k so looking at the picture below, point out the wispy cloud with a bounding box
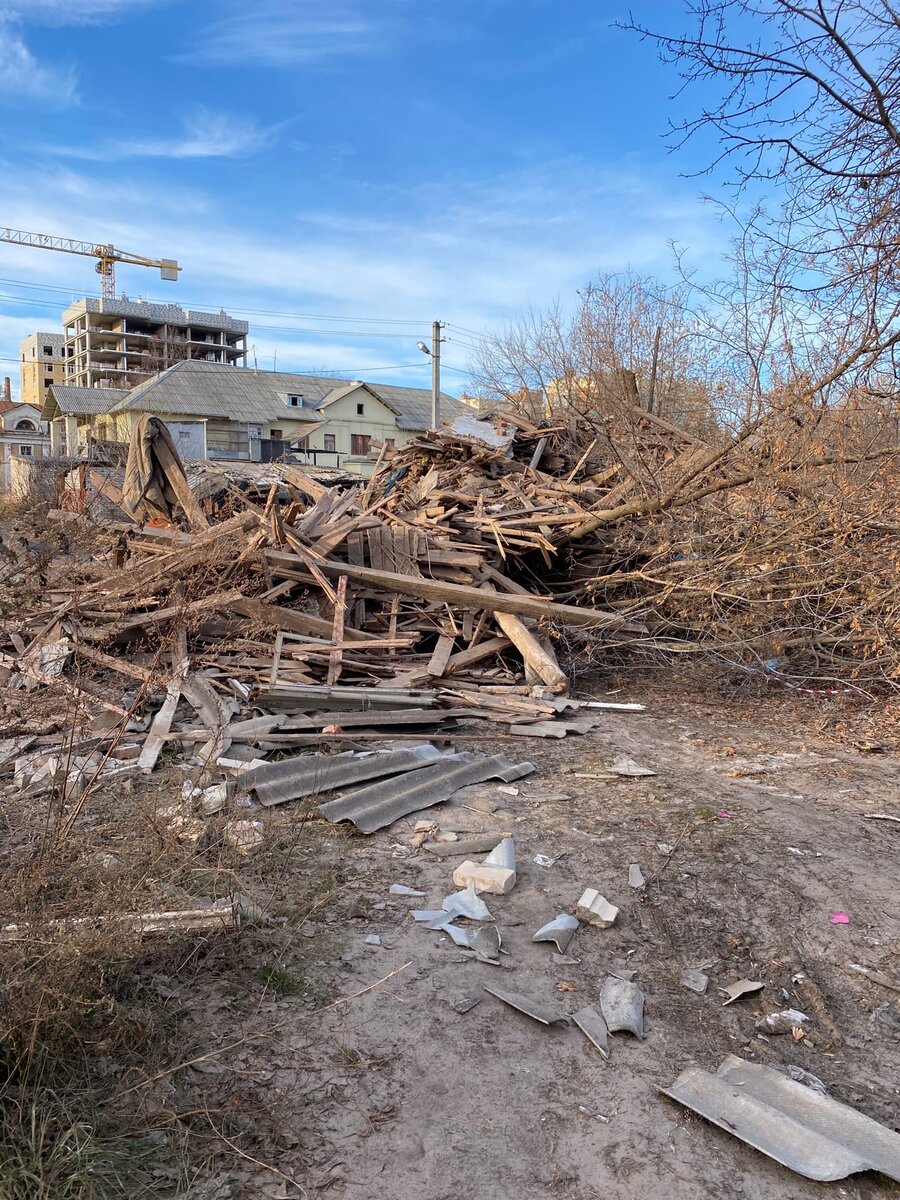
[5,1,167,25]
[0,18,78,105]
[174,0,398,67]
[45,107,285,162]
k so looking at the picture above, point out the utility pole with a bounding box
[431,319,442,430]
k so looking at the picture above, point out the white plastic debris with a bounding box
[389,884,426,897]
[533,854,556,868]
[364,934,382,946]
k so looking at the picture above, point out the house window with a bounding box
[43,345,52,356]
[270,428,283,440]
[15,420,36,431]
[18,445,33,457]
[287,394,303,407]
[324,433,336,453]
[356,402,366,415]
[294,436,309,451]
[351,433,371,456]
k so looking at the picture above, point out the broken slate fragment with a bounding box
[610,756,657,777]
[575,888,618,928]
[573,1005,610,1060]
[681,968,710,995]
[483,984,569,1026]
[472,923,502,963]
[441,884,493,921]
[451,996,482,1015]
[600,976,646,1039]
[533,914,579,954]
[628,863,646,889]
[721,978,765,1006]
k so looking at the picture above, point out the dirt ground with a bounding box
[142,672,900,1200]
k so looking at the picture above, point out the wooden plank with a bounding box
[426,634,455,678]
[327,577,347,686]
[139,647,189,773]
[265,552,645,632]
[444,634,512,674]
[495,610,568,690]
[231,596,377,642]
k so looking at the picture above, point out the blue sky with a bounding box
[0,1,732,398]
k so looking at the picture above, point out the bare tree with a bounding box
[470,271,720,435]
[623,1,900,393]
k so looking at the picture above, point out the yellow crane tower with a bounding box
[0,227,181,299]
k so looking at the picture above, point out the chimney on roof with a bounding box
[3,378,10,405]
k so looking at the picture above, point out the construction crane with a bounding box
[0,227,181,300]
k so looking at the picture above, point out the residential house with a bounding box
[42,360,466,475]
[0,400,51,490]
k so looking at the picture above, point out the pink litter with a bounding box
[830,912,851,925]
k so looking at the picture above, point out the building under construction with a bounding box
[61,297,248,390]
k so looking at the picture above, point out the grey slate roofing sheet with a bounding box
[662,1054,900,1183]
[47,385,129,416]
[240,745,444,808]
[110,360,469,430]
[318,752,536,833]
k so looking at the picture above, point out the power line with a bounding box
[0,275,429,327]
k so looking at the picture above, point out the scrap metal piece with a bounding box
[661,1054,900,1183]
[319,753,535,834]
[483,984,569,1026]
[573,1005,610,1060]
[441,884,493,922]
[533,914,579,954]
[628,863,646,889]
[575,888,618,928]
[244,744,443,807]
[681,968,710,995]
[600,976,645,1038]
[721,978,765,1006]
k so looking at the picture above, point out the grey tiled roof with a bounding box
[46,385,129,417]
[111,361,467,430]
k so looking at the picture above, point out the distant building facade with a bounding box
[19,332,66,408]
[0,400,51,490]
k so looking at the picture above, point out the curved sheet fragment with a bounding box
[661,1055,900,1183]
[533,914,579,953]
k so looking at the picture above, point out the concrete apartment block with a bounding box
[19,332,66,408]
[62,297,249,390]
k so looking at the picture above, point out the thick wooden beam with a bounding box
[264,551,645,632]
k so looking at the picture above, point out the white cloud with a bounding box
[5,1,165,26]
[0,18,77,105]
[46,107,284,161]
[174,0,396,67]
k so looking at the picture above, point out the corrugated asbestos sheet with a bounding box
[662,1054,900,1183]
[318,752,536,834]
[241,745,444,808]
